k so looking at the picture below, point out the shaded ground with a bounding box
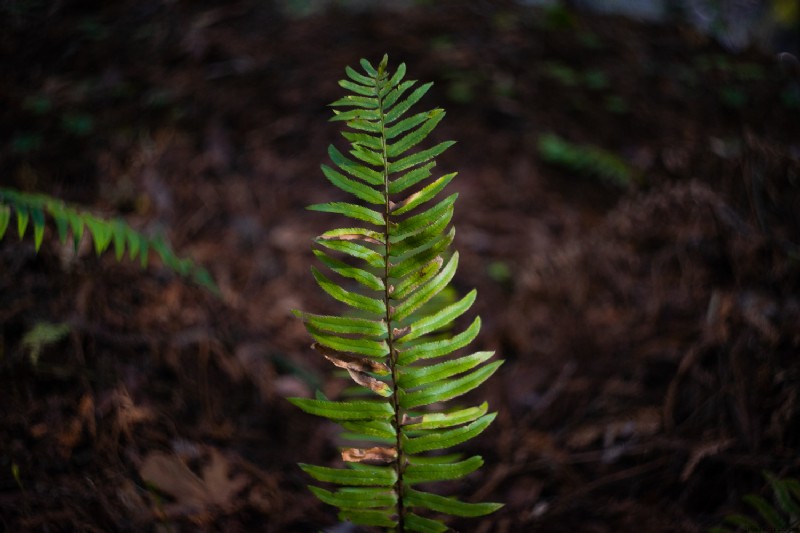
[1,1,799,531]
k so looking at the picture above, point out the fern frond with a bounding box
[290,54,502,531]
[537,132,634,188]
[0,187,216,292]
[717,471,800,532]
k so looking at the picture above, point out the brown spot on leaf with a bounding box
[317,233,383,245]
[139,448,249,514]
[312,343,389,375]
[392,326,411,339]
[401,413,424,426]
[341,446,398,463]
[346,368,392,396]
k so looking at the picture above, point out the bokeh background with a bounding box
[2,1,799,531]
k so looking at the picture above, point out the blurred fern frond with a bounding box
[0,187,216,292]
[711,471,800,533]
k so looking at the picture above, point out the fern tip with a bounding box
[378,53,389,74]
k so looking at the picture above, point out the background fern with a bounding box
[537,132,635,188]
[0,187,216,292]
[289,55,502,532]
[711,472,800,532]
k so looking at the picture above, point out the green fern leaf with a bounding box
[389,194,457,244]
[401,289,477,342]
[307,201,385,226]
[391,251,459,323]
[399,352,495,388]
[403,413,496,455]
[125,224,142,260]
[310,486,397,510]
[350,145,385,167]
[717,472,800,532]
[330,95,380,109]
[342,420,397,440]
[300,463,397,487]
[313,249,385,291]
[386,109,445,159]
[397,315,482,365]
[389,227,455,279]
[49,205,70,243]
[339,79,376,97]
[404,513,448,533]
[330,107,381,123]
[0,206,10,240]
[404,456,483,484]
[293,311,387,337]
[384,82,433,123]
[340,510,398,528]
[291,55,502,531]
[30,206,45,251]
[312,267,386,314]
[321,165,385,204]
[392,172,457,216]
[406,488,503,517]
[765,471,800,518]
[346,118,383,134]
[388,141,455,174]
[306,325,389,358]
[400,360,502,409]
[403,403,489,431]
[16,204,30,238]
[388,161,435,194]
[315,238,385,268]
[289,398,393,421]
[67,210,85,249]
[744,494,788,529]
[85,215,113,255]
[391,257,443,300]
[311,332,388,361]
[328,144,384,186]
[345,64,376,86]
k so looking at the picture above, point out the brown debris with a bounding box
[139,448,250,517]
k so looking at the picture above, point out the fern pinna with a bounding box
[289,55,503,532]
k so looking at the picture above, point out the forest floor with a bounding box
[1,1,799,531]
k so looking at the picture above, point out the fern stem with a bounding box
[377,68,406,533]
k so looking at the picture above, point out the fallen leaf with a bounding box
[139,448,249,514]
[56,393,95,457]
[105,385,155,441]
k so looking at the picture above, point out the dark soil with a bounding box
[2,1,799,531]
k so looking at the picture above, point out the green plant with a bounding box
[20,321,71,365]
[711,472,800,532]
[537,132,635,188]
[0,187,216,292]
[288,55,503,532]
